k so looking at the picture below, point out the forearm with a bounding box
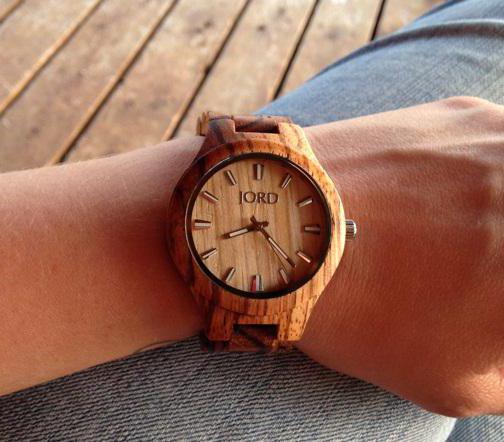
[0,138,204,395]
[0,124,347,396]
[1,98,502,417]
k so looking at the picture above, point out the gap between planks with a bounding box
[46,0,179,166]
[64,0,249,162]
[280,0,382,95]
[0,0,103,116]
[370,0,387,41]
[0,0,22,23]
[374,0,444,38]
[158,0,251,143]
[165,0,319,140]
[171,0,318,139]
[272,0,321,100]
[50,0,438,165]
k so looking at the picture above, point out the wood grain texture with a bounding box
[66,0,246,162]
[0,0,175,172]
[168,117,346,351]
[281,0,381,94]
[0,0,22,22]
[197,112,292,154]
[174,0,316,138]
[375,0,444,37]
[0,0,102,115]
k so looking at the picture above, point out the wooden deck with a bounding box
[0,0,442,172]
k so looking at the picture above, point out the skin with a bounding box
[0,97,502,417]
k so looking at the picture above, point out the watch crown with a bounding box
[345,219,357,240]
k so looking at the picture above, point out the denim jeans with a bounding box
[1,0,503,440]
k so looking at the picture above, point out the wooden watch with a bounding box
[167,112,356,352]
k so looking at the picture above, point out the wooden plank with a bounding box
[0,0,102,115]
[280,0,381,94]
[0,0,22,23]
[0,0,175,172]
[67,0,246,162]
[375,0,444,37]
[174,0,316,138]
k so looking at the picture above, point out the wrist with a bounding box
[301,122,390,387]
[0,137,206,395]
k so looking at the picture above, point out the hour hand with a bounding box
[224,221,268,239]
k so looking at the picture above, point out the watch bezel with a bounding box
[167,138,346,317]
[185,152,332,299]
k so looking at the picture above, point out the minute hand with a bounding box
[251,216,296,268]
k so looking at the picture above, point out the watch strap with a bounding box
[196,112,299,352]
[200,324,282,352]
[197,111,292,135]
[196,112,293,156]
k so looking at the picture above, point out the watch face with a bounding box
[186,153,331,299]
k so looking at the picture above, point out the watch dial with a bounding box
[187,153,331,298]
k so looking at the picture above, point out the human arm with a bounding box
[0,97,503,417]
[0,137,204,395]
[300,96,504,417]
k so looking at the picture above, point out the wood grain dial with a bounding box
[187,153,331,298]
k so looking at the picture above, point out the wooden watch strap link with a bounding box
[200,324,282,352]
[197,112,292,135]
[198,112,294,352]
[197,112,293,154]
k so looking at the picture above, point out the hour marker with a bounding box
[280,173,292,189]
[201,248,218,260]
[254,163,264,180]
[202,190,219,203]
[296,250,312,263]
[279,268,289,285]
[304,224,321,234]
[225,170,237,186]
[224,267,236,283]
[194,219,211,229]
[251,274,263,292]
[297,196,313,208]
